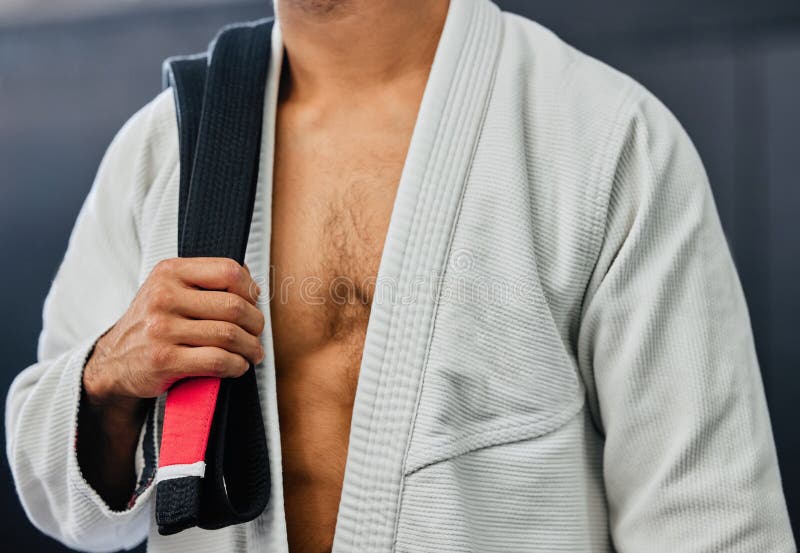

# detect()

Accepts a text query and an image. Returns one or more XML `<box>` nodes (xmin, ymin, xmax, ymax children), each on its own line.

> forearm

<box><xmin>77</xmin><ymin>374</ymin><xmax>150</xmax><ymax>510</ymax></box>
<box><xmin>77</xmin><ymin>332</ymin><xmax>154</xmax><ymax>510</ymax></box>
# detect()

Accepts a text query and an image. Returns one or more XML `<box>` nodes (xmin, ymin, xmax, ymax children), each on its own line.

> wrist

<box><xmin>83</xmin><ymin>335</ymin><xmax>144</xmax><ymax>424</ymax></box>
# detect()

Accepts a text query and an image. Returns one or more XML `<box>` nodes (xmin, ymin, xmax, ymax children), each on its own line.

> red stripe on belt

<box><xmin>158</xmin><ymin>377</ymin><xmax>220</xmax><ymax>469</ymax></box>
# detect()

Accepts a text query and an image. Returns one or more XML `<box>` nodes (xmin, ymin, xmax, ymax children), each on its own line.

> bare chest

<box><xmin>269</xmin><ymin>102</ymin><xmax>414</xmax><ymax>553</ymax></box>
<box><xmin>270</xmin><ymin>126</ymin><xmax>406</xmax><ymax>359</ymax></box>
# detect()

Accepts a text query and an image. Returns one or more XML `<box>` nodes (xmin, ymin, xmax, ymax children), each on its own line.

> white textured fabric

<box><xmin>5</xmin><ymin>1</ymin><xmax>795</xmax><ymax>552</ymax></box>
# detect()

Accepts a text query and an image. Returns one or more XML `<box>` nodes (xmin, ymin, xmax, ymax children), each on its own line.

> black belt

<box><xmin>153</xmin><ymin>18</ymin><xmax>274</xmax><ymax>536</ymax></box>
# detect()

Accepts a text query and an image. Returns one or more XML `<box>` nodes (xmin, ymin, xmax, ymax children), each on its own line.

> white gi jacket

<box><xmin>6</xmin><ymin>0</ymin><xmax>795</xmax><ymax>551</ymax></box>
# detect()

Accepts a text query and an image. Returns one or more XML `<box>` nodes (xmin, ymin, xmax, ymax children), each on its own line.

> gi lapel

<box><xmin>332</xmin><ymin>1</ymin><xmax>504</xmax><ymax>550</ymax></box>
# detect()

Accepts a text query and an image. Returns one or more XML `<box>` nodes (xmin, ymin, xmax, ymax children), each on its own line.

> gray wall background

<box><xmin>1</xmin><ymin>0</ymin><xmax>798</xmax><ymax>550</ymax></box>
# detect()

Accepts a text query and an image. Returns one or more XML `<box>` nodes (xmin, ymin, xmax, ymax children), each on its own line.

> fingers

<box><xmin>169</xmin><ymin>319</ymin><xmax>265</xmax><ymax>365</ymax></box>
<box><xmin>144</xmin><ymin>258</ymin><xmax>266</xmax><ymax>386</ymax></box>
<box><xmin>155</xmin><ymin>258</ymin><xmax>261</xmax><ymax>304</ymax></box>
<box><xmin>175</xmin><ymin>289</ymin><xmax>265</xmax><ymax>336</ymax></box>
<box><xmin>174</xmin><ymin>346</ymin><xmax>252</xmax><ymax>379</ymax></box>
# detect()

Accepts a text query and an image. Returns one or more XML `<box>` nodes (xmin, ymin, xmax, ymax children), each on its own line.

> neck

<box><xmin>276</xmin><ymin>0</ymin><xmax>450</xmax><ymax>101</ymax></box>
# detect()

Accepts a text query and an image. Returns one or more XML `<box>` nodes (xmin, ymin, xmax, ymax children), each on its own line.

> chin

<box><xmin>282</xmin><ymin>0</ymin><xmax>350</xmax><ymax>17</ymax></box>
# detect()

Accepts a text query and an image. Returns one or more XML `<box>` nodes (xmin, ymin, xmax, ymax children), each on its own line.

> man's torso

<box><xmin>270</xmin><ymin>71</ymin><xmax>424</xmax><ymax>552</ymax></box>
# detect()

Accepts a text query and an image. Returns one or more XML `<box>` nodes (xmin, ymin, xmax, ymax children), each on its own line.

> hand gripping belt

<box><xmin>154</xmin><ymin>18</ymin><xmax>274</xmax><ymax>536</ymax></box>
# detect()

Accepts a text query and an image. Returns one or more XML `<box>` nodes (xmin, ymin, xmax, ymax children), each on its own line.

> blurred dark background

<box><xmin>1</xmin><ymin>0</ymin><xmax>798</xmax><ymax>550</ymax></box>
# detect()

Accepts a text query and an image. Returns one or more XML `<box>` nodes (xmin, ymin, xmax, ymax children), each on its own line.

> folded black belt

<box><xmin>154</xmin><ymin>18</ymin><xmax>274</xmax><ymax>536</ymax></box>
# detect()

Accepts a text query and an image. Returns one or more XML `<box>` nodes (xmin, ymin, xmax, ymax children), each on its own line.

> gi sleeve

<box><xmin>4</xmin><ymin>96</ymin><xmax>166</xmax><ymax>552</ymax></box>
<box><xmin>578</xmin><ymin>91</ymin><xmax>796</xmax><ymax>552</ymax></box>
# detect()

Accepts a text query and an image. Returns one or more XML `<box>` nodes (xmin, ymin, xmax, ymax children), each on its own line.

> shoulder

<box><xmin>497</xmin><ymin>10</ymin><xmax>700</xmax><ymax>210</ymax></box>
<box><xmin>105</xmin><ymin>88</ymin><xmax>178</xmax><ymax>190</ymax></box>
<box><xmin>498</xmin><ymin>11</ymin><xmax>681</xmax><ymax>151</ymax></box>
<box><xmin>92</xmin><ymin>88</ymin><xmax>179</xmax><ymax>230</ymax></box>
<box><xmin>489</xmin><ymin>11</ymin><xmax>708</xmax><ymax>289</ymax></box>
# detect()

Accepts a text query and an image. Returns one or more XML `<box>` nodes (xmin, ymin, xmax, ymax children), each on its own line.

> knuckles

<box><xmin>144</xmin><ymin>314</ymin><xmax>170</xmax><ymax>340</ymax></box>
<box><xmin>152</xmin><ymin>258</ymin><xmax>179</xmax><ymax>278</ymax></box>
<box><xmin>202</xmin><ymin>352</ymin><xmax>229</xmax><ymax>376</ymax></box>
<box><xmin>220</xmin><ymin>259</ymin><xmax>244</xmax><ymax>288</ymax></box>
<box><xmin>147</xmin><ymin>284</ymin><xmax>175</xmax><ymax>312</ymax></box>
<box><xmin>147</xmin><ymin>343</ymin><xmax>173</xmax><ymax>372</ymax></box>
<box><xmin>224</xmin><ymin>296</ymin><xmax>246</xmax><ymax>320</ymax></box>
<box><xmin>217</xmin><ymin>323</ymin><xmax>239</xmax><ymax>346</ymax></box>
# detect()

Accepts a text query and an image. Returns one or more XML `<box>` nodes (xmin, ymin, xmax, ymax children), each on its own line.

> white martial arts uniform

<box><xmin>5</xmin><ymin>0</ymin><xmax>795</xmax><ymax>551</ymax></box>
